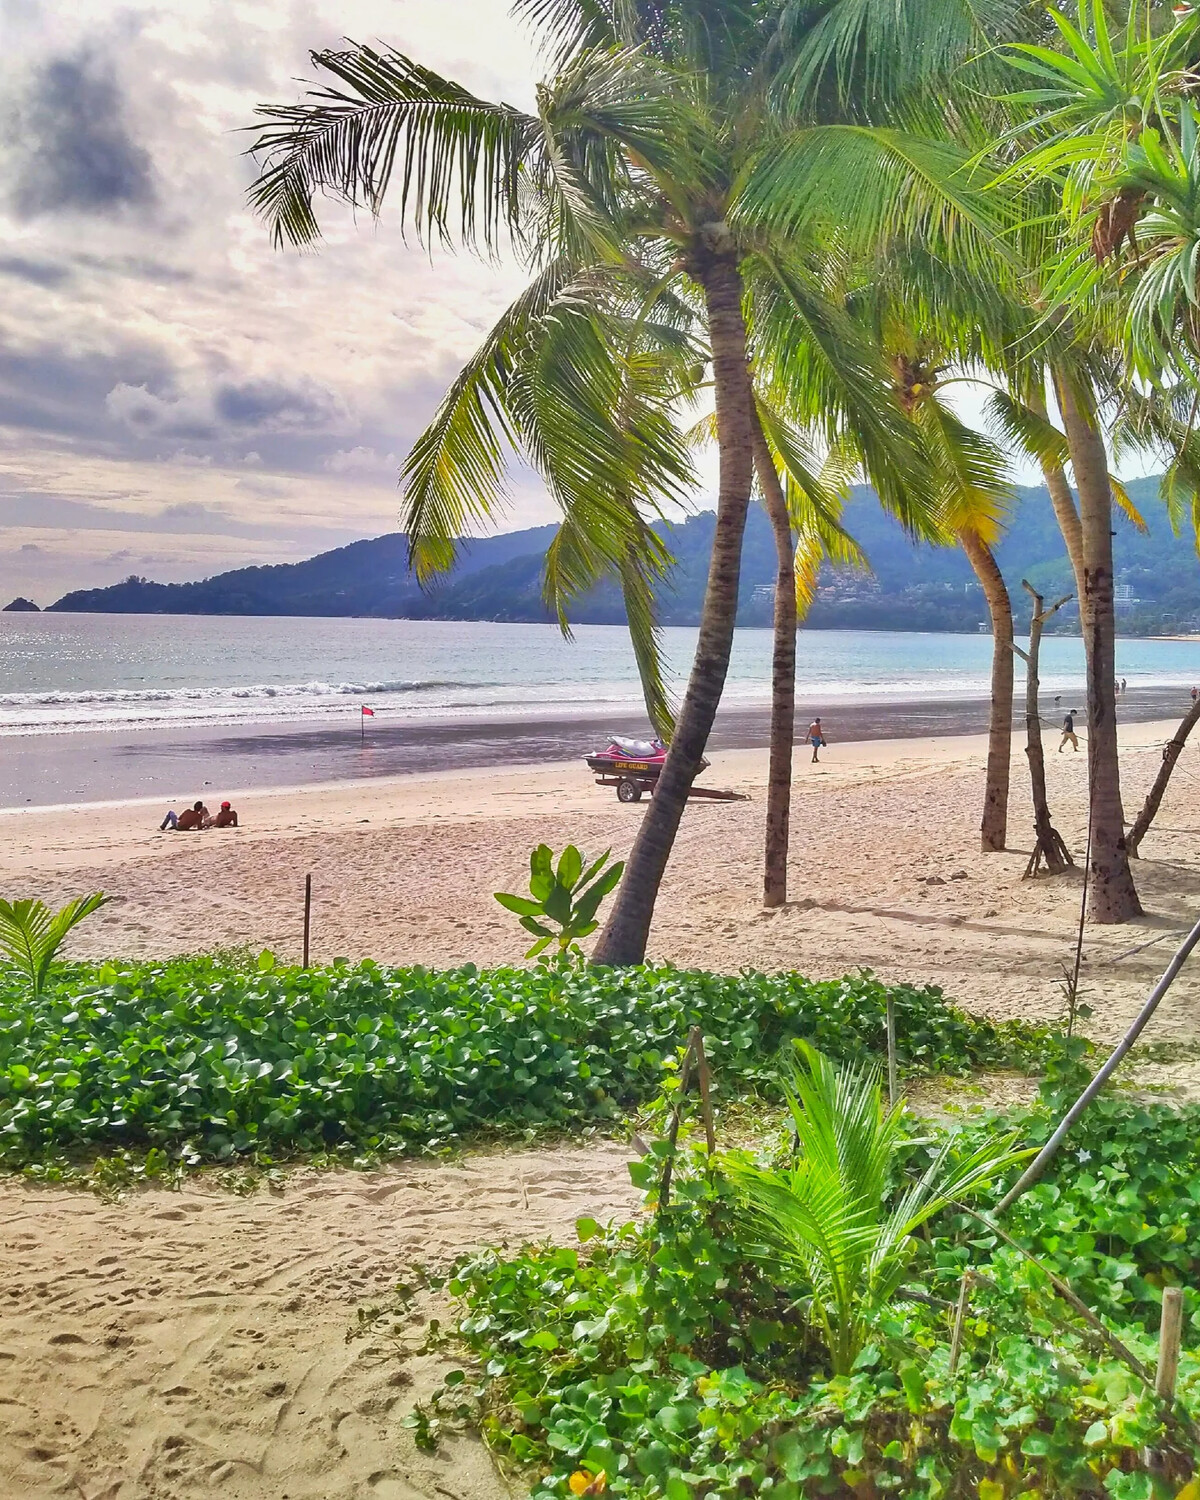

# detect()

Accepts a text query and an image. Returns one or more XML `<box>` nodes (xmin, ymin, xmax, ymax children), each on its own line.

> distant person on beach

<box><xmin>807</xmin><ymin>717</ymin><xmax>826</xmax><ymax>763</ymax></box>
<box><xmin>213</xmin><ymin>801</ymin><xmax>238</xmax><ymax>828</ymax></box>
<box><xmin>1121</xmin><ymin>678</ymin><xmax>1127</xmax><ymax>695</ymax></box>
<box><xmin>1193</xmin><ymin>686</ymin><xmax>1198</xmax><ymax>704</ymax></box>
<box><xmin>1059</xmin><ymin>713</ymin><xmax>1079</xmax><ymax>753</ymax></box>
<box><xmin>160</xmin><ymin>801</ymin><xmax>209</xmax><ymax>831</ymax></box>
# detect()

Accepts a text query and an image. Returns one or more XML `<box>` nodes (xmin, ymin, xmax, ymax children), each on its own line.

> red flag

<box><xmin>361</xmin><ymin>705</ymin><xmax>375</xmax><ymax>716</ymax></box>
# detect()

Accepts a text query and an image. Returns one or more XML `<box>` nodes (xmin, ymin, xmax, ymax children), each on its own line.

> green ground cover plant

<box><xmin>438</xmin><ymin>1062</ymin><xmax>1200</xmax><ymax>1500</ymax></box>
<box><xmin>0</xmin><ymin>955</ymin><xmax>1049</xmax><ymax>1172</ymax></box>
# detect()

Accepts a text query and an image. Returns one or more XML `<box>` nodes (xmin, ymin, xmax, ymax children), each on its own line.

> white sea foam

<box><xmin>3</xmin><ymin>615</ymin><xmax>1200</xmax><ymax>737</ymax></box>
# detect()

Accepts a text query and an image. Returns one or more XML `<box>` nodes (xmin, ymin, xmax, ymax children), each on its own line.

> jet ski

<box><xmin>586</xmin><ymin>736</ymin><xmax>709</xmax><ymax>802</ymax></box>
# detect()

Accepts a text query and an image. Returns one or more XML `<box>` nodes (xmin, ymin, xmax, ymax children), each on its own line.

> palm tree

<box><xmin>736</xmin><ymin>36</ymin><xmax>1154</xmax><ymax>921</ymax></box>
<box><xmin>246</xmin><ymin>0</ymin><xmax>972</xmax><ymax>963</ymax></box>
<box><xmin>884</xmin><ymin>341</ymin><xmax>1016</xmax><ymax>852</ymax></box>
<box><xmin>724</xmin><ymin>1041</ymin><xmax>1025</xmax><ymax>1376</ymax></box>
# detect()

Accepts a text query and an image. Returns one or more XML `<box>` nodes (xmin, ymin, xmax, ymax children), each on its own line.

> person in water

<box><xmin>213</xmin><ymin>801</ymin><xmax>238</xmax><ymax>827</ymax></box>
<box><xmin>808</xmin><ymin>717</ymin><xmax>826</xmax><ymax>763</ymax></box>
<box><xmin>1059</xmin><ymin>712</ymin><xmax>1079</xmax><ymax>753</ymax></box>
<box><xmin>160</xmin><ymin>800</ymin><xmax>210</xmax><ymax>830</ymax></box>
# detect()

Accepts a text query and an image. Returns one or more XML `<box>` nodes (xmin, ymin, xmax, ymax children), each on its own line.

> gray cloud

<box><xmin>11</xmin><ymin>52</ymin><xmax>155</xmax><ymax>219</ymax></box>
<box><xmin>74</xmin><ymin>253</ymin><xmax>192</xmax><ymax>284</ymax></box>
<box><xmin>213</xmin><ymin>378</ymin><xmax>352</xmax><ymax>433</ymax></box>
<box><xmin>0</xmin><ymin>491</ymin><xmax>359</xmax><ymax>547</ymax></box>
<box><xmin>0</xmin><ymin>254</ymin><xmax>70</xmax><ymax>287</ymax></box>
<box><xmin>0</xmin><ymin>344</ymin><xmax>175</xmax><ymax>442</ymax></box>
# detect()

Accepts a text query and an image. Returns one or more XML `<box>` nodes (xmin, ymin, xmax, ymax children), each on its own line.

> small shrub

<box><xmin>495</xmin><ymin>844</ymin><xmax>623</xmax><ymax>958</ymax></box>
<box><xmin>0</xmin><ymin>959</ymin><xmax>1049</xmax><ymax>1169</ymax></box>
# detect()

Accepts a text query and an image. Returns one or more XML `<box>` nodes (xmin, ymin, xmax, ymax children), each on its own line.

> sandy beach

<box><xmin>5</xmin><ymin>715</ymin><xmax>1200</xmax><ymax>1042</ymax></box>
<box><xmin>5</xmin><ymin>717</ymin><xmax>1200</xmax><ymax>1497</ymax></box>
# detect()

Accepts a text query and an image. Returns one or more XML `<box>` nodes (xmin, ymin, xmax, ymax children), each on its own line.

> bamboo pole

<box><xmin>690</xmin><ymin>1028</ymin><xmax>716</xmax><ymax>1156</ymax></box>
<box><xmin>302</xmin><ymin>873</ymin><xmax>312</xmax><ymax>969</ymax></box>
<box><xmin>885</xmin><ymin>995</ymin><xmax>898</xmax><ymax>1108</ymax></box>
<box><xmin>948</xmin><ymin>1271</ymin><xmax>973</xmax><ymax>1374</ymax></box>
<box><xmin>1156</xmin><ymin>1287</ymin><xmax>1184</xmax><ymax>1402</ymax></box>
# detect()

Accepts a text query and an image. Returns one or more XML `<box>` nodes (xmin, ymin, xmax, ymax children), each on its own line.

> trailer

<box><xmin>586</xmin><ymin>737</ymin><xmax>747</xmax><ymax>803</ymax></box>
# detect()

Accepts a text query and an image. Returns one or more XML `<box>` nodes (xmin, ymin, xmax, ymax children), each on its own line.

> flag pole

<box><xmin>360</xmin><ymin>705</ymin><xmax>365</xmax><ymax>744</ymax></box>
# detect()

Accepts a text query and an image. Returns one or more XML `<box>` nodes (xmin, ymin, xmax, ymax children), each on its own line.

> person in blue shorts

<box><xmin>807</xmin><ymin>717</ymin><xmax>826</xmax><ymax>763</ymax></box>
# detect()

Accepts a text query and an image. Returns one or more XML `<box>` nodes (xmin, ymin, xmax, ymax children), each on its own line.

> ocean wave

<box><xmin>0</xmin><ymin>679</ymin><xmax>486</xmax><ymax>709</ymax></box>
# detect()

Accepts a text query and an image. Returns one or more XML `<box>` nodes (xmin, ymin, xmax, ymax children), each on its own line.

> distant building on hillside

<box><xmin>752</xmin><ymin>584</ymin><xmax>776</xmax><ymax>604</ymax></box>
<box><xmin>1114</xmin><ymin>581</ymin><xmax>1140</xmax><ymax>614</ymax></box>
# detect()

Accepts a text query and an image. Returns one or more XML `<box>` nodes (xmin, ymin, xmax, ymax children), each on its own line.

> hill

<box><xmin>47</xmin><ymin>474</ymin><xmax>1200</xmax><ymax>634</ymax></box>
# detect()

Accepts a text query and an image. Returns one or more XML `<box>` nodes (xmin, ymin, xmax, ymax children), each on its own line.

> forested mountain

<box><xmin>48</xmin><ymin>474</ymin><xmax>1200</xmax><ymax>633</ymax></box>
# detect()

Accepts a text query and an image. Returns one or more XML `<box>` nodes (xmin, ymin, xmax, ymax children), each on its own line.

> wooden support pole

<box><xmin>656</xmin><ymin>1038</ymin><xmax>696</xmax><ymax>1220</ymax></box>
<box><xmin>690</xmin><ymin>1027</ymin><xmax>717</xmax><ymax>1156</ymax></box>
<box><xmin>885</xmin><ymin>995</ymin><xmax>898</xmax><ymax>1108</ymax></box>
<box><xmin>1156</xmin><ymin>1287</ymin><xmax>1184</xmax><ymax>1403</ymax></box>
<box><xmin>948</xmin><ymin>1271</ymin><xmax>973</xmax><ymax>1374</ymax></box>
<box><xmin>302</xmin><ymin>873</ymin><xmax>312</xmax><ymax>969</ymax></box>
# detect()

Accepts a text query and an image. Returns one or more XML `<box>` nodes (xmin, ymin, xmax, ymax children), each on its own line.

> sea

<box><xmin>5</xmin><ymin>613</ymin><xmax>1200</xmax><ymax>738</ymax></box>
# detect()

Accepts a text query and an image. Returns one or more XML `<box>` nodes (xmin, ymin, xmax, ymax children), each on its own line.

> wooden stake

<box><xmin>655</xmin><ymin>1038</ymin><xmax>696</xmax><ymax>1220</ymax></box>
<box><xmin>948</xmin><ymin>1270</ymin><xmax>973</xmax><ymax>1374</ymax></box>
<box><xmin>885</xmin><ymin>995</ymin><xmax>898</xmax><ymax>1108</ymax></box>
<box><xmin>689</xmin><ymin>1027</ymin><xmax>716</xmax><ymax>1156</ymax></box>
<box><xmin>1156</xmin><ymin>1287</ymin><xmax>1184</xmax><ymax>1402</ymax></box>
<box><xmin>302</xmin><ymin>873</ymin><xmax>312</xmax><ymax>969</ymax></box>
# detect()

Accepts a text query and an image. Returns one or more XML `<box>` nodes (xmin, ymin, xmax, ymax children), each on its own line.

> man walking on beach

<box><xmin>808</xmin><ymin>717</ymin><xmax>826</xmax><ymax>763</ymax></box>
<box><xmin>1059</xmin><ymin>712</ymin><xmax>1079</xmax><ymax>753</ymax></box>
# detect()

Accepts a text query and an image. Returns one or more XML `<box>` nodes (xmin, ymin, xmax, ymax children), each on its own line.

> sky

<box><xmin>0</xmin><ymin>0</ymin><xmax>1159</xmax><ymax>609</ymax></box>
<box><xmin>0</xmin><ymin>0</ymin><xmax>562</xmax><ymax>605</ymax></box>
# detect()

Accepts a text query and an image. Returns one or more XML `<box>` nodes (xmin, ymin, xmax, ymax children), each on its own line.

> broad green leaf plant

<box><xmin>725</xmin><ymin>1041</ymin><xmax>1028</xmax><ymax>1376</ymax></box>
<box><xmin>0</xmin><ymin>893</ymin><xmax>108</xmax><ymax>1000</ymax></box>
<box><xmin>495</xmin><ymin>844</ymin><xmax>623</xmax><ymax>959</ymax></box>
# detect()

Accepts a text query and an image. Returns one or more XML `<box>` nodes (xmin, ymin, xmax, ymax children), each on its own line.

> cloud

<box><xmin>0</xmin><ymin>255</ymin><xmax>70</xmax><ymax>287</ymax></box>
<box><xmin>323</xmin><ymin>445</ymin><xmax>399</xmax><ymax>474</ymax></box>
<box><xmin>10</xmin><ymin>52</ymin><xmax>155</xmax><ymax>219</ymax></box>
<box><xmin>0</xmin><ymin>0</ymin><xmax>559</xmax><ymax>596</ymax></box>
<box><xmin>213</xmin><ymin>377</ymin><xmax>352</xmax><ymax>434</ymax></box>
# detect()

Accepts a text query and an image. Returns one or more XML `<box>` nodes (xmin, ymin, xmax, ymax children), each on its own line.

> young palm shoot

<box><xmin>0</xmin><ymin>893</ymin><xmax>108</xmax><ymax>1001</ymax></box>
<box><xmin>724</xmin><ymin>1042</ymin><xmax>1026</xmax><ymax>1376</ymax></box>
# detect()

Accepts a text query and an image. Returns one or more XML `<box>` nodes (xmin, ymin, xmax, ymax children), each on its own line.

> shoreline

<box><xmin>2</xmin><ymin>681</ymin><xmax>1195</xmax><ymax>809</ymax></box>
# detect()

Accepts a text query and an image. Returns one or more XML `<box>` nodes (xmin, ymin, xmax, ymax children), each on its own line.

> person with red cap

<box><xmin>213</xmin><ymin>801</ymin><xmax>239</xmax><ymax>828</ymax></box>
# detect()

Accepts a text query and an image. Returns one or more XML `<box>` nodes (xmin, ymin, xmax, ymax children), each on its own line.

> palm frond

<box><xmin>736</xmin><ymin>127</ymin><xmax>1022</xmax><ymax>280</ymax></box>
<box><xmin>773</xmin><ymin>0</ymin><xmax>1027</xmax><ymax>113</ymax></box>
<box><xmin>724</xmin><ymin>1042</ymin><xmax>1027</xmax><ymax>1374</ymax></box>
<box><xmin>401</xmin><ymin>259</ymin><xmax>578</xmax><ymax>579</ymax></box>
<box><xmin>0</xmin><ymin>893</ymin><xmax>108</xmax><ymax>999</ymax></box>
<box><xmin>247</xmin><ymin>45</ymin><xmax>541</xmax><ymax>251</ymax></box>
<box><xmin>985</xmin><ymin>389</ymin><xmax>1072</xmax><ymax>470</ymax></box>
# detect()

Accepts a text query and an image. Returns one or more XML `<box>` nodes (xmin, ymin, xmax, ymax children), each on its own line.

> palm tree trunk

<box><xmin>754</xmin><ymin>418</ymin><xmax>796</xmax><ymax>909</ymax></box>
<box><xmin>1127</xmin><ymin>698</ymin><xmax>1200</xmax><ymax>857</ymax></box>
<box><xmin>958</xmin><ymin>528</ymin><xmax>1013</xmax><ymax>852</ymax></box>
<box><xmin>1056</xmin><ymin>378</ymin><xmax>1141</xmax><ymax>923</ymax></box>
<box><xmin>1039</xmin><ymin>383</ymin><xmax>1085</xmax><ymax>592</ymax></box>
<box><xmin>592</xmin><ymin>252</ymin><xmax>756</xmax><ymax>965</ymax></box>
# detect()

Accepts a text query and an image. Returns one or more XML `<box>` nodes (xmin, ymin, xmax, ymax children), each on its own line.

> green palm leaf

<box><xmin>724</xmin><ymin>1041</ymin><xmax>1027</xmax><ymax>1374</ymax></box>
<box><xmin>0</xmin><ymin>893</ymin><xmax>108</xmax><ymax>1000</ymax></box>
<box><xmin>247</xmin><ymin>45</ymin><xmax>541</xmax><ymax>251</ymax></box>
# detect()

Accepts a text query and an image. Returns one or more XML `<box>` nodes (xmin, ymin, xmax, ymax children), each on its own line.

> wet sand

<box><xmin>2</xmin><ymin>683</ymin><xmax>1192</xmax><ymax>808</ymax></box>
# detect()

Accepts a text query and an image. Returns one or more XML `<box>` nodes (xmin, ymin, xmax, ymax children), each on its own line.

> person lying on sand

<box><xmin>160</xmin><ymin>800</ymin><xmax>210</xmax><ymax>831</ymax></box>
<box><xmin>213</xmin><ymin>801</ymin><xmax>238</xmax><ymax>828</ymax></box>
